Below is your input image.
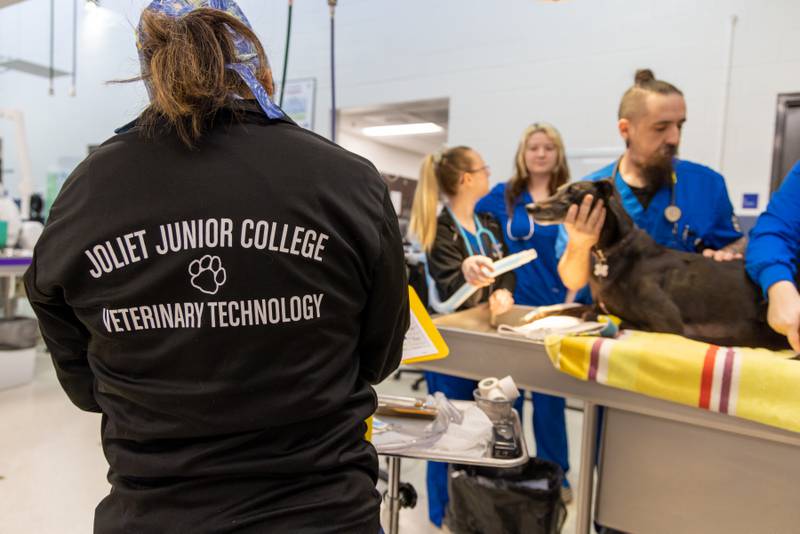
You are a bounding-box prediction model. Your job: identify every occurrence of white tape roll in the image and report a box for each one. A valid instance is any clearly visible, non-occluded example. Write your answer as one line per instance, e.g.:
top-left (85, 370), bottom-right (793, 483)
top-left (497, 375), bottom-right (520, 401)
top-left (478, 377), bottom-right (498, 397)
top-left (486, 387), bottom-right (507, 401)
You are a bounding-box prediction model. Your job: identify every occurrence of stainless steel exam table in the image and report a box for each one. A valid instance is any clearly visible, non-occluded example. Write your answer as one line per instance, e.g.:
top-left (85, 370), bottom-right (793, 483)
top-left (415, 305), bottom-right (800, 534)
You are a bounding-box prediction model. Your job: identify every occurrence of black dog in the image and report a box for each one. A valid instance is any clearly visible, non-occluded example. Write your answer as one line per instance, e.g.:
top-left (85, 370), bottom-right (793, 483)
top-left (527, 179), bottom-right (789, 350)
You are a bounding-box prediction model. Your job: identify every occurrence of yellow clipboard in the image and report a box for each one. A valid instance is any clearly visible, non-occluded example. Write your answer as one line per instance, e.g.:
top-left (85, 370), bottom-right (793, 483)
top-left (402, 286), bottom-right (449, 364)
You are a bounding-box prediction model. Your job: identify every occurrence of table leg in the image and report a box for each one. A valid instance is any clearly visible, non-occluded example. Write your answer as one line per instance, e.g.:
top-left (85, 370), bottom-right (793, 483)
top-left (576, 401), bottom-right (599, 534)
top-left (1, 276), bottom-right (13, 318)
top-left (386, 456), bottom-right (401, 534)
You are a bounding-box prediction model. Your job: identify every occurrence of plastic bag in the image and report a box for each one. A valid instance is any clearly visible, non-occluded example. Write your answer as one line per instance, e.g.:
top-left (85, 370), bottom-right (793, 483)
top-left (372, 392), bottom-right (464, 453)
top-left (445, 458), bottom-right (567, 534)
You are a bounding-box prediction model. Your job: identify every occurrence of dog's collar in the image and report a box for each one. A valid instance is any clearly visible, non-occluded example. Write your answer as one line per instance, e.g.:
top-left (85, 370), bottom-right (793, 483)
top-left (591, 230), bottom-right (641, 279)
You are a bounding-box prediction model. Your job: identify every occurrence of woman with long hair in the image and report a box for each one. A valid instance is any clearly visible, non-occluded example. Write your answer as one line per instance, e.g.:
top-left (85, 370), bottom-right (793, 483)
top-left (24, 2), bottom-right (408, 532)
top-left (409, 145), bottom-right (515, 527)
top-left (476, 122), bottom-right (574, 501)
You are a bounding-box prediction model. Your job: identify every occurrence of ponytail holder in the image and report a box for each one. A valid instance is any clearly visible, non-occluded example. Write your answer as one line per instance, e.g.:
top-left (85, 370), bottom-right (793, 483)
top-left (432, 146), bottom-right (448, 165)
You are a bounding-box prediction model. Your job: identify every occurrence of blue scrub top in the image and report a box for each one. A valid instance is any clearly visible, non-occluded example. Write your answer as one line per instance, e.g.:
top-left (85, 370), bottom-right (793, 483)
top-left (556, 158), bottom-right (743, 257)
top-left (476, 183), bottom-right (567, 306)
top-left (462, 227), bottom-right (483, 258)
top-left (746, 160), bottom-right (800, 296)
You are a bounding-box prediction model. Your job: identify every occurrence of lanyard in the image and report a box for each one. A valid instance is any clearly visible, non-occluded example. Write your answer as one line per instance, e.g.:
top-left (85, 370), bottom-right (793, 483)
top-left (446, 207), bottom-right (502, 258)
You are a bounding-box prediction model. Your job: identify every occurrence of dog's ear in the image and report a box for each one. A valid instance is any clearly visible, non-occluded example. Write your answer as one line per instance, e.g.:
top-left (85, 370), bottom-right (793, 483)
top-left (594, 179), bottom-right (616, 201)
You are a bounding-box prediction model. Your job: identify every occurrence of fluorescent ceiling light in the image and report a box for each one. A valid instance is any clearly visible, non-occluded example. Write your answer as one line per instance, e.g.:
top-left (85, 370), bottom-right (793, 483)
top-left (362, 122), bottom-right (443, 137)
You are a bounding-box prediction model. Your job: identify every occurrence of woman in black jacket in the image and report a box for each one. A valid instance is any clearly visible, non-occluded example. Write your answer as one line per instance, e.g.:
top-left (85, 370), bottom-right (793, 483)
top-left (24, 2), bottom-right (407, 533)
top-left (408, 145), bottom-right (515, 527)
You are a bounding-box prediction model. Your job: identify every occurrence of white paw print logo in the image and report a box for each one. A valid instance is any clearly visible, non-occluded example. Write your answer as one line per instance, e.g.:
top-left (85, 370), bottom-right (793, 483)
top-left (189, 255), bottom-right (227, 295)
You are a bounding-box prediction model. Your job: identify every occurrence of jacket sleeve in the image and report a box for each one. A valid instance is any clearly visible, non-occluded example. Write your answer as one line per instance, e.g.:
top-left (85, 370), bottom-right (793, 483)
top-left (24, 246), bottom-right (100, 413)
top-left (746, 162), bottom-right (800, 296)
top-left (358, 187), bottom-right (410, 385)
top-left (427, 223), bottom-right (469, 303)
top-left (23, 158), bottom-right (101, 413)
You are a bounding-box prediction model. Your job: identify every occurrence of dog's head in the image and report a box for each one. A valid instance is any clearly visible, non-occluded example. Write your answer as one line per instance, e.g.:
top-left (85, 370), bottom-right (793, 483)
top-left (526, 179), bottom-right (615, 225)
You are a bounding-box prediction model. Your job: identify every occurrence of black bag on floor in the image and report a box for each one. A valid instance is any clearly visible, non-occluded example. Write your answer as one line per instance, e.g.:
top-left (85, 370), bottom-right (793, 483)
top-left (0, 317), bottom-right (38, 350)
top-left (445, 458), bottom-right (567, 534)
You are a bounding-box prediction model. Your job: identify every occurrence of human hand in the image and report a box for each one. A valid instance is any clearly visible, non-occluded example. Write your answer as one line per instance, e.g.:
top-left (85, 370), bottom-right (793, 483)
top-left (489, 289), bottom-right (514, 316)
top-left (702, 248), bottom-right (743, 262)
top-left (462, 255), bottom-right (495, 287)
top-left (767, 281), bottom-right (800, 352)
top-left (564, 195), bottom-right (606, 250)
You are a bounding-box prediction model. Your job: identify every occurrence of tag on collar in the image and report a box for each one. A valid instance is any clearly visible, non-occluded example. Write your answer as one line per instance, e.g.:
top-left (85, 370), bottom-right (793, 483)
top-left (593, 249), bottom-right (609, 278)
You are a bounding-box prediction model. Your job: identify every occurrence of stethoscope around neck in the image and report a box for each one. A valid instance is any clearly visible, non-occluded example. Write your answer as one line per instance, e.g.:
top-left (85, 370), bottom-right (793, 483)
top-left (506, 198), bottom-right (536, 241)
top-left (612, 157), bottom-right (681, 224)
top-left (445, 206), bottom-right (503, 258)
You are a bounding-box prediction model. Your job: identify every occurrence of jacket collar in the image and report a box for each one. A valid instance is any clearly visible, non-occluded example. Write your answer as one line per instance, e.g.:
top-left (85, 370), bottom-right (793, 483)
top-left (114, 100), bottom-right (296, 135)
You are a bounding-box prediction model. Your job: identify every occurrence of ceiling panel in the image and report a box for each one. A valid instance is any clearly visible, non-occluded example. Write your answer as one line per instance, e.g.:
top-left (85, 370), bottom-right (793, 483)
top-left (339, 98), bottom-right (449, 155)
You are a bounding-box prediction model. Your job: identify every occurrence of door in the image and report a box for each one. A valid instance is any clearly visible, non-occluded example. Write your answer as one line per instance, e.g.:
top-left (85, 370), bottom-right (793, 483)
top-left (771, 93), bottom-right (800, 192)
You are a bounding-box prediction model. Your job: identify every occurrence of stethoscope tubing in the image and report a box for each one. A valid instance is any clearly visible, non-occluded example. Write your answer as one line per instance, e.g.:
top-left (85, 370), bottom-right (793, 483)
top-left (611, 157), bottom-right (679, 222)
top-left (445, 206), bottom-right (501, 258)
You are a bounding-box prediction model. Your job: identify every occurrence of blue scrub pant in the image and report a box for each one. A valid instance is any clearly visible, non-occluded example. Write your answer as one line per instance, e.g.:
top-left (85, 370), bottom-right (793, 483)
top-left (531, 391), bottom-right (570, 485)
top-left (424, 372), bottom-right (569, 527)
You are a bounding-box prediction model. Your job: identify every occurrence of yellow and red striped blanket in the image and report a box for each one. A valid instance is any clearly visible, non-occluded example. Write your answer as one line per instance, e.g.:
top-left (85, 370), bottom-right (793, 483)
top-left (545, 330), bottom-right (800, 433)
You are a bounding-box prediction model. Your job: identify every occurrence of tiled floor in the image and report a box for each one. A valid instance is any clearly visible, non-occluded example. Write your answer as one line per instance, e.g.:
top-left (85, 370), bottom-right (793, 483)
top-left (0, 353), bottom-right (585, 533)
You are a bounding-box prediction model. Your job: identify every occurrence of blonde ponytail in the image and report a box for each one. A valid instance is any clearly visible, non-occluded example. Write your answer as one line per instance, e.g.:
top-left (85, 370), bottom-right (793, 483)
top-left (409, 146), bottom-right (475, 251)
top-left (409, 154), bottom-right (441, 251)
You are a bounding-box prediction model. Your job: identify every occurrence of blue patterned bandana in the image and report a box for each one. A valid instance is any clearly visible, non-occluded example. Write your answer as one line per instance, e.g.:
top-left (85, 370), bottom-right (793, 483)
top-left (138, 0), bottom-right (284, 120)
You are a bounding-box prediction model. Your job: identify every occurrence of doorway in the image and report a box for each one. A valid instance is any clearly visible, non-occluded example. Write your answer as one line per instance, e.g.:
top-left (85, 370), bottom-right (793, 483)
top-left (770, 93), bottom-right (800, 193)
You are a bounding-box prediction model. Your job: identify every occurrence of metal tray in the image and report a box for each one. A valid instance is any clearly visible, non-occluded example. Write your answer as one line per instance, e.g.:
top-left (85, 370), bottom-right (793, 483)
top-left (375, 400), bottom-right (529, 468)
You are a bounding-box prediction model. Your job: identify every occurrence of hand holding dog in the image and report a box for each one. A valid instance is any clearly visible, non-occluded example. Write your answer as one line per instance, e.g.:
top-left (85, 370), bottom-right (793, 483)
top-left (462, 255), bottom-right (495, 287)
top-left (702, 248), bottom-right (743, 262)
top-left (767, 281), bottom-right (800, 352)
top-left (564, 194), bottom-right (606, 250)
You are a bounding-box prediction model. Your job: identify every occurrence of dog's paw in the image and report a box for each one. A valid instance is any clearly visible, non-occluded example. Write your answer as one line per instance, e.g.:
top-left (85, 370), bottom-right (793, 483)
top-left (189, 255), bottom-right (227, 295)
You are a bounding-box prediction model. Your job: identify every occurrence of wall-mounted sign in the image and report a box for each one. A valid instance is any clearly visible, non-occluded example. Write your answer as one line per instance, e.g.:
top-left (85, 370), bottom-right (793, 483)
top-left (742, 193), bottom-right (759, 209)
top-left (277, 78), bottom-right (316, 130)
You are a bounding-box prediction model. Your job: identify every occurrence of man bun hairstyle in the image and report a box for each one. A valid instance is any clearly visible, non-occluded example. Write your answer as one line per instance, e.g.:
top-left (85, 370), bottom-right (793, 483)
top-left (618, 68), bottom-right (683, 120)
top-left (634, 68), bottom-right (656, 85)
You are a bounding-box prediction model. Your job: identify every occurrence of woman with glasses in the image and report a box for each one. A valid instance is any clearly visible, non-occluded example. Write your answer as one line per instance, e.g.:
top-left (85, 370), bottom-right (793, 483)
top-left (409, 145), bottom-right (516, 528)
top-left (476, 123), bottom-right (574, 502)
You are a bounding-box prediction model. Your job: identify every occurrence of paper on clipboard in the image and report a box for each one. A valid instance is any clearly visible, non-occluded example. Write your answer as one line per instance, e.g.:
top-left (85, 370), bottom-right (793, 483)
top-left (402, 286), bottom-right (449, 364)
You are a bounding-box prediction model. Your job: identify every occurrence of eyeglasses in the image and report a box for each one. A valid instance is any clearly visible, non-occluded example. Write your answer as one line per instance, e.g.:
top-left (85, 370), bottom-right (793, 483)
top-left (466, 165), bottom-right (490, 174)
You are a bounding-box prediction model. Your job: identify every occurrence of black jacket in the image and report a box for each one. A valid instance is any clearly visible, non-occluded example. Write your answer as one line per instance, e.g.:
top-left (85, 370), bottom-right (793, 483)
top-left (24, 102), bottom-right (409, 533)
top-left (427, 209), bottom-right (514, 310)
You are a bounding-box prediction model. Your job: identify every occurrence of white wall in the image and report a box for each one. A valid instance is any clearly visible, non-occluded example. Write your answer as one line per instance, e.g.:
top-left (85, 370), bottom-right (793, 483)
top-left (2, 0), bottom-right (800, 216)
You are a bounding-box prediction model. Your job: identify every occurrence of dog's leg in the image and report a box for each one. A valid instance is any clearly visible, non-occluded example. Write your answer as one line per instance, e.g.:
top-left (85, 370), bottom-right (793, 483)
top-left (627, 281), bottom-right (686, 336)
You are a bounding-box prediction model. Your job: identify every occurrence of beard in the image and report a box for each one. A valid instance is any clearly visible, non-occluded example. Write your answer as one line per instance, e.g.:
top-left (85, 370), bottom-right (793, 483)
top-left (640, 144), bottom-right (678, 191)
